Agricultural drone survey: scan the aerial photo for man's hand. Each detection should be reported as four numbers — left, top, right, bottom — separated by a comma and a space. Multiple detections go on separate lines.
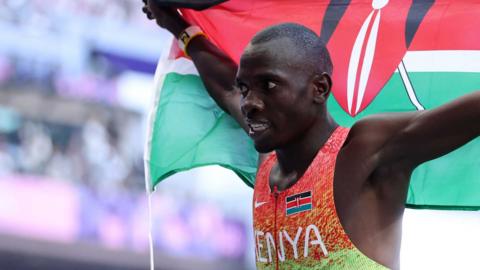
142, 0, 189, 37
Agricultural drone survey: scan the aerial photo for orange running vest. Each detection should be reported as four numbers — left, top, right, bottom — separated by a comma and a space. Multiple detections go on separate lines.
252, 127, 388, 269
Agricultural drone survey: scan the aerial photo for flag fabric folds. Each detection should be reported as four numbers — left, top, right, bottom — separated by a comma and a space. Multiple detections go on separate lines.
144, 53, 258, 191
145, 0, 480, 209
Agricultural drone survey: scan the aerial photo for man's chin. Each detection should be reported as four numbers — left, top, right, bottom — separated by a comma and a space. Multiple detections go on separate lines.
254, 141, 275, 153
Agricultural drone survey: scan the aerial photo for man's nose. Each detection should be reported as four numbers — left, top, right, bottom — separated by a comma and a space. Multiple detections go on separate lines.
241, 91, 264, 118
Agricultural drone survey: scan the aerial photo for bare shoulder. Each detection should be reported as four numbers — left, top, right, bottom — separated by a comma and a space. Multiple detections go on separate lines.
347, 112, 416, 148
340, 112, 419, 171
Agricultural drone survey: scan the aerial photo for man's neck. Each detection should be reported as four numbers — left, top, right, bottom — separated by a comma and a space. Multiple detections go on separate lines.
271, 113, 338, 191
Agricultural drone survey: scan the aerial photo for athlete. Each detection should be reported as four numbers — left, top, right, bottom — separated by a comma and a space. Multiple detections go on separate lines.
142, 2, 480, 269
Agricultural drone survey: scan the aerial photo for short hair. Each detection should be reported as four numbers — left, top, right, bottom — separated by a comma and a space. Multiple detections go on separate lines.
250, 23, 333, 75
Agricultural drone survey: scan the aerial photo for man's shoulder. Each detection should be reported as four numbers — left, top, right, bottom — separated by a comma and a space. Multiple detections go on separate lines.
347, 112, 417, 147
340, 112, 419, 172
345, 115, 391, 152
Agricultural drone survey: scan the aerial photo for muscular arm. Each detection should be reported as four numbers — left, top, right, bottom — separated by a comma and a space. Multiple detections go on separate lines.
186, 37, 248, 132
340, 92, 479, 267
366, 91, 480, 170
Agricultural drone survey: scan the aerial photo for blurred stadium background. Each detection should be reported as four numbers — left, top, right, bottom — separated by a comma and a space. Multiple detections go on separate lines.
0, 0, 253, 269
0, 0, 478, 270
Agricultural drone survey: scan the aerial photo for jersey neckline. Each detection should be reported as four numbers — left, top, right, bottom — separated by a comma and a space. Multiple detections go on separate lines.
262, 126, 347, 194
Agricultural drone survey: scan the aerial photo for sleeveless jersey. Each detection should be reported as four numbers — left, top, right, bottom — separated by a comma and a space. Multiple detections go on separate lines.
252, 127, 388, 269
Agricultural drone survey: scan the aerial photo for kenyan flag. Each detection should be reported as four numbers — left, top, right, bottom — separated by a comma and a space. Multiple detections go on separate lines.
145, 0, 480, 209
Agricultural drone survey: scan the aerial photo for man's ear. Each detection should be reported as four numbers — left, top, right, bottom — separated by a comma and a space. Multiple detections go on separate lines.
312, 73, 332, 104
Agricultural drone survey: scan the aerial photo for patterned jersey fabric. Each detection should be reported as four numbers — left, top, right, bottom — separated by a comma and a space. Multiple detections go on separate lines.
252, 127, 388, 269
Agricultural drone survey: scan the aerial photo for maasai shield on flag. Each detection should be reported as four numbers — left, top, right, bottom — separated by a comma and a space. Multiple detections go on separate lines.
145, 0, 480, 209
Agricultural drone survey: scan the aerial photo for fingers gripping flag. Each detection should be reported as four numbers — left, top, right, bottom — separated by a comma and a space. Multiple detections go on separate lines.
145, 0, 480, 210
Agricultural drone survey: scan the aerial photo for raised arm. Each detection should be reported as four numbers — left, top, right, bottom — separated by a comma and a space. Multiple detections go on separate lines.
143, 1, 273, 165
362, 91, 480, 170
143, 1, 248, 132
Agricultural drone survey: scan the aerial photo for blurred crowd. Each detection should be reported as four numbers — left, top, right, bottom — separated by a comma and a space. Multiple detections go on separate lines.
0, 0, 161, 105
0, 107, 249, 261
0, 0, 251, 264
0, 116, 142, 187
0, 112, 144, 238
0, 113, 248, 261
0, 0, 147, 29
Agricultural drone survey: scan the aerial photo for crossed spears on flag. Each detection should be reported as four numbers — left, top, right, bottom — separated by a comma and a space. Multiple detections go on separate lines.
348, 0, 425, 114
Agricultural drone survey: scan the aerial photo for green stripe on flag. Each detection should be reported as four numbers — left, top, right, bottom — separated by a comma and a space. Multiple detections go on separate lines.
148, 72, 258, 189
286, 204, 313, 215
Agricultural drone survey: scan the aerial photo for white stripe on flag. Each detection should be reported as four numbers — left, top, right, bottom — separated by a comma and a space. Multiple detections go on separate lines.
164, 57, 199, 75
167, 50, 480, 77
402, 50, 480, 72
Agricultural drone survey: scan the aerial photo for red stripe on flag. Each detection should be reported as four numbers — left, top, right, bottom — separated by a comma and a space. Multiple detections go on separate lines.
180, 0, 329, 63
286, 196, 311, 209
298, 197, 311, 205
409, 1, 480, 50
286, 200, 297, 209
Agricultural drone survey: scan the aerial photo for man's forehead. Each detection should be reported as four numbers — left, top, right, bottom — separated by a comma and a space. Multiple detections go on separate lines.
240, 38, 299, 67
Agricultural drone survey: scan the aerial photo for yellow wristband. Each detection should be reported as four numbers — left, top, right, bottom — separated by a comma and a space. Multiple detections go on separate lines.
178, 26, 206, 57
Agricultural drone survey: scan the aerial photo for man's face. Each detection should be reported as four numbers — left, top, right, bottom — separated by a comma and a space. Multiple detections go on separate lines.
236, 38, 319, 153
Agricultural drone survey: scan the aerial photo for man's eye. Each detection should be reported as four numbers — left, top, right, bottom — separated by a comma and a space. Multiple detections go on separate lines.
238, 85, 248, 96
267, 81, 277, 90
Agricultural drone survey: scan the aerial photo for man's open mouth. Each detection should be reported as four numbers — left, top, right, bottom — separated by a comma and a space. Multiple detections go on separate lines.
246, 120, 270, 137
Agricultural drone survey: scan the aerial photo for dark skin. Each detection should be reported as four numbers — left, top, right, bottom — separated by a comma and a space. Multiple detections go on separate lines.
143, 3, 480, 269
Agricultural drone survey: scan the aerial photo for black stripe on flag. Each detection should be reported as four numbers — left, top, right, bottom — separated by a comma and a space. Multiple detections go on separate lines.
286, 191, 312, 203
320, 0, 351, 44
